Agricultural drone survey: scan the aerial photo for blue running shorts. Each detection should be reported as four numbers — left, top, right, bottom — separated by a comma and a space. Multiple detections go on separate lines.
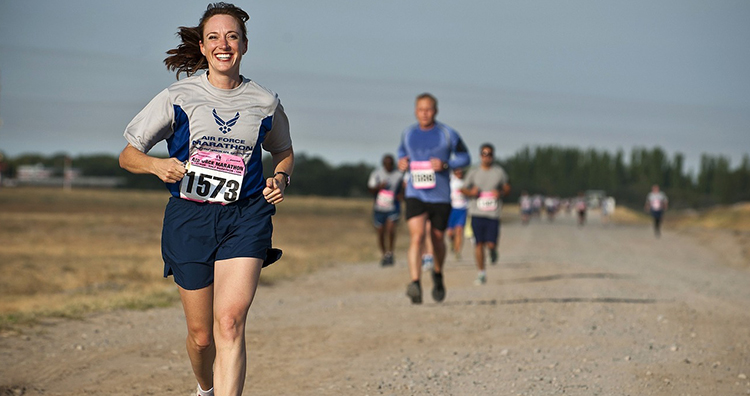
161, 194, 276, 290
471, 216, 500, 244
373, 207, 401, 227
447, 208, 468, 230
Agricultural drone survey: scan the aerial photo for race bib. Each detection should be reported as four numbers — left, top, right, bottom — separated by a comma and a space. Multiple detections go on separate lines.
477, 192, 499, 212
180, 151, 244, 204
651, 200, 662, 210
410, 161, 436, 190
375, 189, 396, 212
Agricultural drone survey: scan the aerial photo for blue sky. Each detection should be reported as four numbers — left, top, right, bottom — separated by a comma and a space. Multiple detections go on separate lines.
1, 0, 748, 172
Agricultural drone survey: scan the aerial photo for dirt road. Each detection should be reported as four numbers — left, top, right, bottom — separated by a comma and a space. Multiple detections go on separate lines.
2, 211, 749, 395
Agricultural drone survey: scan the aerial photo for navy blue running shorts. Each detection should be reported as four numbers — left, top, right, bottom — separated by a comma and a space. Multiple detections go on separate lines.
161, 194, 276, 290
471, 216, 500, 244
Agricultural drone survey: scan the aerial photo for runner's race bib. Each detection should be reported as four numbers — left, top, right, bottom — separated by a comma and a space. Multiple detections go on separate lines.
180, 151, 245, 204
410, 161, 436, 189
651, 199, 662, 210
375, 189, 396, 212
477, 192, 499, 212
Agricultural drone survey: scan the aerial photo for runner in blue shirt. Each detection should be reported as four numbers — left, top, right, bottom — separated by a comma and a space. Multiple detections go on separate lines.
397, 93, 471, 304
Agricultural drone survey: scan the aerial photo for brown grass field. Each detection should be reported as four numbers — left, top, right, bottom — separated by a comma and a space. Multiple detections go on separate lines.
1, 187, 747, 331
0, 187, 404, 329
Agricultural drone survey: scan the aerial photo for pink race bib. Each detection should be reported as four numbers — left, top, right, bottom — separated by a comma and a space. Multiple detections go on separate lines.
410, 161, 436, 189
180, 151, 245, 204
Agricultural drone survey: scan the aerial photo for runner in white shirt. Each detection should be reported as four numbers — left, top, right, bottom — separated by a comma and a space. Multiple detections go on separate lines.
601, 196, 616, 225
644, 185, 668, 237
446, 168, 468, 259
119, 4, 293, 395
519, 190, 532, 225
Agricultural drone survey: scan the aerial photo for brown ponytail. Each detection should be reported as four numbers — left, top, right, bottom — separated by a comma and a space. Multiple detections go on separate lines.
163, 2, 250, 79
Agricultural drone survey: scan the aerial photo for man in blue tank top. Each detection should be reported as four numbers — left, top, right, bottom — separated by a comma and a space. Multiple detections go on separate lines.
397, 93, 471, 304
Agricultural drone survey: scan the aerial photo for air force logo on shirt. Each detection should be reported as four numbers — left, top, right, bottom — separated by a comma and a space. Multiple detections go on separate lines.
213, 109, 240, 134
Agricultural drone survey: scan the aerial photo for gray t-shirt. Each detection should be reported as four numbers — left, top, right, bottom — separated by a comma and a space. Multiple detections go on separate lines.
463, 165, 509, 219
123, 73, 292, 200
367, 168, 404, 212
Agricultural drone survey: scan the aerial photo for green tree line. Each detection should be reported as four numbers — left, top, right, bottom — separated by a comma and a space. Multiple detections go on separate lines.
500, 146, 750, 208
1, 146, 748, 208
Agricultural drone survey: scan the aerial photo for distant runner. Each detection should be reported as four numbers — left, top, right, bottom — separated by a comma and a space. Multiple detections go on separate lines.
519, 190, 532, 225
446, 168, 468, 259
645, 185, 668, 237
601, 196, 616, 225
575, 192, 587, 226
461, 144, 510, 285
367, 154, 404, 266
544, 196, 559, 222
398, 93, 471, 304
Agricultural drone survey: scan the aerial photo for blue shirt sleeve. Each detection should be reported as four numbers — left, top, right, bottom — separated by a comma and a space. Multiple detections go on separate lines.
448, 131, 471, 169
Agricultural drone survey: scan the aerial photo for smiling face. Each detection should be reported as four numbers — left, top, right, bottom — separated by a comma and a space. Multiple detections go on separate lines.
199, 14, 247, 80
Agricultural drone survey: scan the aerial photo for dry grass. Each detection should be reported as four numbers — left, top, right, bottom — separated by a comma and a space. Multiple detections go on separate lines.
666, 202, 750, 270
609, 206, 651, 225
0, 188, 173, 327
0, 188, 404, 329
669, 202, 750, 231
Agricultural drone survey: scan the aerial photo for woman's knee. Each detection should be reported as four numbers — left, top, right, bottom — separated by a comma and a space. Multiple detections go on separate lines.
187, 326, 213, 351
214, 311, 247, 341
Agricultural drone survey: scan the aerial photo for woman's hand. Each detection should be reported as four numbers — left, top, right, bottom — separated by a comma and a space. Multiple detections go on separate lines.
263, 176, 286, 204
154, 157, 187, 184
119, 144, 185, 183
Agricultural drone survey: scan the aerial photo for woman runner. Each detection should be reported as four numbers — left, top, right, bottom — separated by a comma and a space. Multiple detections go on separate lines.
118, 3, 294, 395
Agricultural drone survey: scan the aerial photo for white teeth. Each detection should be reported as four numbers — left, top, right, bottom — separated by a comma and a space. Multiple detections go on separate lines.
216, 54, 231, 60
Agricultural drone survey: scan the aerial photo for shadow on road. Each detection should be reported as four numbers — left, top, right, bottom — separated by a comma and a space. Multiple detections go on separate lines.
498, 272, 636, 284
437, 297, 660, 307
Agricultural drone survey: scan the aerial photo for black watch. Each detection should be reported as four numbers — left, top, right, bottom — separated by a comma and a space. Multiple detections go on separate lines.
274, 171, 291, 187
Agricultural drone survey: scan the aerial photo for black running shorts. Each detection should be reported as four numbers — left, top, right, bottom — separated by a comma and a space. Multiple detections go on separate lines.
404, 198, 452, 231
